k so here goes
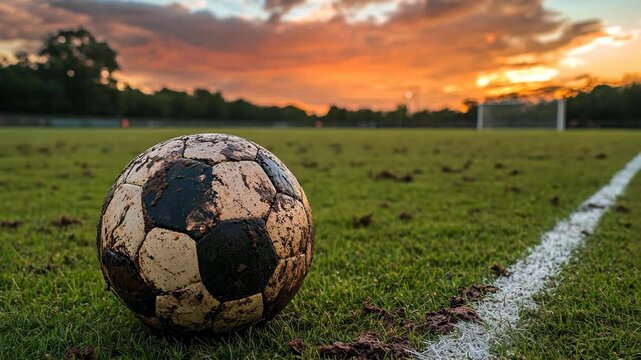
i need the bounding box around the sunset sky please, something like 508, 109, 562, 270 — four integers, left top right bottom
0, 0, 640, 113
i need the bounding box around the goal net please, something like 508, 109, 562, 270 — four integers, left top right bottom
477, 99, 566, 131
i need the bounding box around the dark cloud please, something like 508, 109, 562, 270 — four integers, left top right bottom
264, 0, 307, 12
0, 0, 85, 41
53, 0, 269, 52
389, 0, 487, 23
0, 0, 609, 111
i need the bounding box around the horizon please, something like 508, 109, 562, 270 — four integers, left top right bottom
1, 0, 640, 114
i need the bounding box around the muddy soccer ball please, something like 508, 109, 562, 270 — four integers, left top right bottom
97, 134, 313, 333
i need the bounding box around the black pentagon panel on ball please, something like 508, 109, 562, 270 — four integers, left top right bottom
197, 219, 279, 302
102, 250, 156, 317
142, 158, 217, 239
256, 149, 302, 200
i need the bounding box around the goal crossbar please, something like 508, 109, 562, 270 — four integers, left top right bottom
477, 99, 566, 131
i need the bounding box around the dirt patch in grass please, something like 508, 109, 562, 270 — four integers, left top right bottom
439, 306, 481, 323
615, 205, 630, 213
449, 296, 467, 307
418, 306, 482, 334
398, 174, 414, 183
64, 345, 95, 360
353, 214, 374, 227
441, 166, 461, 174
421, 311, 455, 334
457, 284, 499, 302
462, 176, 476, 183
550, 196, 561, 207
371, 171, 414, 183
1, 220, 24, 229
490, 263, 511, 277
494, 162, 506, 169
373, 170, 396, 180
51, 216, 83, 228
398, 212, 413, 220
595, 152, 608, 160
370, 170, 414, 183
288, 339, 306, 356
318, 332, 413, 359
509, 169, 521, 176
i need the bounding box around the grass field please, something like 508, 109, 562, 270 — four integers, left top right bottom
1, 129, 640, 359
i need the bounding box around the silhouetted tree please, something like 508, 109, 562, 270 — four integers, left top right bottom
37, 28, 119, 114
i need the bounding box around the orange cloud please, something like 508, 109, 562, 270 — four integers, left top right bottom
0, 0, 637, 113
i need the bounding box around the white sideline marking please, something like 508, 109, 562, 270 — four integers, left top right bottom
418, 153, 641, 360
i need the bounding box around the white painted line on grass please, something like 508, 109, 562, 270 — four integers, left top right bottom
418, 153, 641, 360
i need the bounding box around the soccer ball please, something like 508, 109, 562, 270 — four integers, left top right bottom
97, 134, 313, 333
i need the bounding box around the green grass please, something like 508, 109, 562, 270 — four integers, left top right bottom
0, 129, 640, 359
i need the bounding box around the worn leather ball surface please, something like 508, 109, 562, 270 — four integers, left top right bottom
97, 133, 313, 333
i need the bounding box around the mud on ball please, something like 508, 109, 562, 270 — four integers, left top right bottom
97, 134, 314, 333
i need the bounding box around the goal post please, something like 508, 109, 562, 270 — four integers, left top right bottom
556, 99, 566, 131
477, 99, 566, 131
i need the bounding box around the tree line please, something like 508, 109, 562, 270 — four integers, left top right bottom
0, 28, 640, 128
